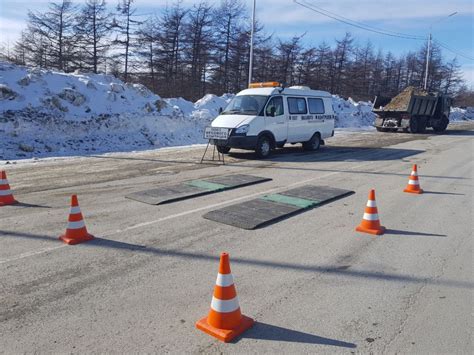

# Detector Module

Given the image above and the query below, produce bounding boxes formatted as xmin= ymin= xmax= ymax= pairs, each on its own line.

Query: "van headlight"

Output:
xmin=234 ymin=124 xmax=249 ymax=135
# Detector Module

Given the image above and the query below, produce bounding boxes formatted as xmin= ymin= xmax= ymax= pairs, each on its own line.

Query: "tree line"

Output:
xmin=0 ymin=0 xmax=470 ymax=102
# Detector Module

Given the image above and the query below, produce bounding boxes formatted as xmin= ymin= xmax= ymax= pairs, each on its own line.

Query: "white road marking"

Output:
xmin=0 ymin=245 xmax=67 ymax=265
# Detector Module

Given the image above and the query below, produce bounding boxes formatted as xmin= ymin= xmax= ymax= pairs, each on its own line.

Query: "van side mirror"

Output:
xmin=218 ymin=107 xmax=223 ymax=114
xmin=270 ymin=107 xmax=276 ymax=117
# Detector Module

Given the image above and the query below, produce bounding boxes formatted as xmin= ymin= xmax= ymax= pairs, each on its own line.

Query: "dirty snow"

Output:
xmin=0 ymin=61 xmax=471 ymax=161
xmin=449 ymin=106 xmax=474 ymax=121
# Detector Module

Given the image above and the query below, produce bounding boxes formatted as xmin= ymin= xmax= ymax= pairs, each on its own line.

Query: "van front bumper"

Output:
xmin=214 ymin=135 xmax=258 ymax=150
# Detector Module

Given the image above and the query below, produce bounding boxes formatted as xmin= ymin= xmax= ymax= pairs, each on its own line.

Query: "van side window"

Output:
xmin=308 ymin=98 xmax=325 ymax=114
xmin=288 ymin=97 xmax=307 ymax=114
xmin=266 ymin=96 xmax=284 ymax=116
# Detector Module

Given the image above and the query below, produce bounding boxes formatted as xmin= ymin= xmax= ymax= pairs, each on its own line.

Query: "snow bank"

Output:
xmin=0 ymin=61 xmax=233 ymax=160
xmin=449 ymin=107 xmax=474 ymax=121
xmin=0 ymin=61 xmax=177 ymax=119
xmin=332 ymin=96 xmax=375 ymax=128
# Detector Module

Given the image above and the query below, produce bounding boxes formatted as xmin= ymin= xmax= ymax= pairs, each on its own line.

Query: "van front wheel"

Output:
xmin=255 ymin=135 xmax=272 ymax=159
xmin=216 ymin=145 xmax=230 ymax=154
xmin=303 ymin=133 xmax=321 ymax=151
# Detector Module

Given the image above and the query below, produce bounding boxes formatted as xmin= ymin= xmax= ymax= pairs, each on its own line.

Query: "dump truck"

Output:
xmin=373 ymin=87 xmax=452 ymax=133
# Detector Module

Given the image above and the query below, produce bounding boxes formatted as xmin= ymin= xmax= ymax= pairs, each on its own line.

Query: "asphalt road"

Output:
xmin=1 ymin=123 xmax=473 ymax=354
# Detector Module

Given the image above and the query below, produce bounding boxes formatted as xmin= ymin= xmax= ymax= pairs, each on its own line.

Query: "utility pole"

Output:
xmin=423 ymin=33 xmax=431 ymax=90
xmin=248 ymin=0 xmax=256 ymax=87
xmin=424 ymin=11 xmax=457 ymax=91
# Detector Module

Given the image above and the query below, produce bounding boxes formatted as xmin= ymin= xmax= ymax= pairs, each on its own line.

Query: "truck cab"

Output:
xmin=207 ymin=82 xmax=335 ymax=158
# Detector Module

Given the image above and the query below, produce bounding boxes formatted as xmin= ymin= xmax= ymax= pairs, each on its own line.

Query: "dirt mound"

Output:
xmin=384 ymin=86 xmax=429 ymax=111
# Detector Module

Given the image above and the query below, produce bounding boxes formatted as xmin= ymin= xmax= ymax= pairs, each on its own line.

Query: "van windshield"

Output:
xmin=222 ymin=95 xmax=268 ymax=115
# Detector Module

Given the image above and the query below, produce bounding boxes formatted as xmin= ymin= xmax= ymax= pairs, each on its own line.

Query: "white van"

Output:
xmin=205 ymin=82 xmax=335 ymax=158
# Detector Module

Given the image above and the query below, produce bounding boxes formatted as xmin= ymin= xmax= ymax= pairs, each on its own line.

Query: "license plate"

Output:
xmin=204 ymin=127 xmax=230 ymax=140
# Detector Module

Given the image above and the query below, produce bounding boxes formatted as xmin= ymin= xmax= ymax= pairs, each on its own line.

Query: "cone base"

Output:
xmin=196 ymin=314 xmax=254 ymax=342
xmin=356 ymin=225 xmax=385 ymax=235
xmin=0 ymin=199 xmax=18 ymax=206
xmin=404 ymin=188 xmax=423 ymax=194
xmin=59 ymin=233 xmax=94 ymax=245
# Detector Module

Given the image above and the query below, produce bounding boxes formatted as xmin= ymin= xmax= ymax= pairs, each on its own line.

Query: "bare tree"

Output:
xmin=276 ymin=35 xmax=303 ymax=85
xmin=211 ymin=0 xmax=246 ymax=92
xmin=26 ymin=0 xmax=78 ymax=71
xmin=184 ymin=2 xmax=213 ymax=99
xmin=155 ymin=2 xmax=188 ymax=96
xmin=332 ymin=32 xmax=353 ymax=95
xmin=442 ymin=58 xmax=463 ymax=95
xmin=75 ymin=0 xmax=111 ymax=73
xmin=136 ymin=17 xmax=159 ymax=92
xmin=112 ymin=0 xmax=141 ymax=81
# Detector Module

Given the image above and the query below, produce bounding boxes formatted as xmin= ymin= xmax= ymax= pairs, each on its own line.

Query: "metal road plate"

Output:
xmin=203 ymin=199 xmax=300 ymax=230
xmin=203 ymin=174 xmax=272 ymax=188
xmin=279 ymin=185 xmax=354 ymax=203
xmin=125 ymin=174 xmax=271 ymax=205
xmin=125 ymin=184 xmax=205 ymax=205
xmin=203 ymin=185 xmax=354 ymax=230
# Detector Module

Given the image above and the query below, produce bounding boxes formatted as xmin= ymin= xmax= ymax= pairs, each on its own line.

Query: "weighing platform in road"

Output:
xmin=203 ymin=185 xmax=354 ymax=229
xmin=125 ymin=174 xmax=271 ymax=205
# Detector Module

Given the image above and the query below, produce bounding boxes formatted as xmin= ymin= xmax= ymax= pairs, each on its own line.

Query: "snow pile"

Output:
xmin=449 ymin=107 xmax=474 ymax=121
xmin=0 ymin=61 xmax=176 ymax=119
xmin=0 ymin=61 xmax=233 ymax=160
xmin=332 ymin=96 xmax=375 ymax=128
xmin=192 ymin=93 xmax=234 ymax=120
xmin=164 ymin=94 xmax=233 ymax=121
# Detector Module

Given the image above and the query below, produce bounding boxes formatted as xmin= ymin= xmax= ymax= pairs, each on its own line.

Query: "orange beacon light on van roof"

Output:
xmin=248 ymin=81 xmax=281 ymax=88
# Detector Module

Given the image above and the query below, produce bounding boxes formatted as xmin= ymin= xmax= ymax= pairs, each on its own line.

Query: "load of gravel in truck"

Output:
xmin=383 ymin=86 xmax=430 ymax=111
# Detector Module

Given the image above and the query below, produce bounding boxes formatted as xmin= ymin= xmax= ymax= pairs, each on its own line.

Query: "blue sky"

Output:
xmin=1 ymin=0 xmax=473 ymax=87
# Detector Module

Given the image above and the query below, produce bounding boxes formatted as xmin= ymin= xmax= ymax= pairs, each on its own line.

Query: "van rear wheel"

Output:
xmin=303 ymin=133 xmax=321 ymax=151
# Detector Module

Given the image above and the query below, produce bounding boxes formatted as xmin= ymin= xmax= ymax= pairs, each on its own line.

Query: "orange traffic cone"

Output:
xmin=355 ymin=189 xmax=385 ymax=235
xmin=59 ymin=195 xmax=94 ymax=245
xmin=0 ymin=170 xmax=18 ymax=206
xmin=196 ymin=252 xmax=254 ymax=342
xmin=404 ymin=164 xmax=423 ymax=194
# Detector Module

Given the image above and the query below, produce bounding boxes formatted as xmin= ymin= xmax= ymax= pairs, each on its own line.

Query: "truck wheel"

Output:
xmin=302 ymin=133 xmax=321 ymax=151
xmin=216 ymin=145 xmax=230 ymax=154
xmin=255 ymin=135 xmax=272 ymax=159
xmin=408 ymin=118 xmax=419 ymax=133
xmin=433 ymin=116 xmax=449 ymax=133
xmin=418 ymin=117 xmax=427 ymax=133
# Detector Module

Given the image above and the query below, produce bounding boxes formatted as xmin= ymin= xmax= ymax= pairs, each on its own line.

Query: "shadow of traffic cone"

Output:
xmin=404 ymin=164 xmax=423 ymax=194
xmin=0 ymin=171 xmax=18 ymax=206
xmin=196 ymin=252 xmax=254 ymax=342
xmin=59 ymin=195 xmax=94 ymax=245
xmin=355 ymin=189 xmax=385 ymax=235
